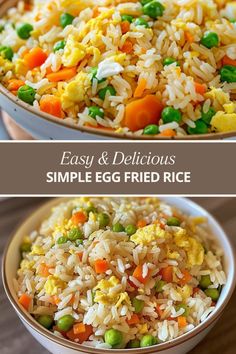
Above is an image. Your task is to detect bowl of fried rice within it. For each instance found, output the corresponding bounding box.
[2,197,236,353]
[0,0,236,139]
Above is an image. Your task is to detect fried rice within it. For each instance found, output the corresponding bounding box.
[0,0,236,137]
[15,197,226,349]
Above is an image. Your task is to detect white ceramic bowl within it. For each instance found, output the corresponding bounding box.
[2,197,236,354]
[0,0,236,140]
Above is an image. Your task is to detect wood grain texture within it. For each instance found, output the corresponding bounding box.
[0,198,236,354]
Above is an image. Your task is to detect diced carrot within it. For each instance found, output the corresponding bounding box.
[73,323,86,335]
[156,304,164,318]
[158,129,176,137]
[178,270,192,286]
[185,31,194,43]
[69,295,75,305]
[40,95,64,119]
[123,95,163,132]
[193,287,200,295]
[222,55,236,67]
[121,21,130,34]
[8,79,25,91]
[52,295,60,305]
[94,259,109,274]
[24,47,48,70]
[21,48,30,58]
[194,82,207,95]
[19,293,31,311]
[137,219,147,228]
[121,40,133,54]
[133,264,150,284]
[177,316,187,328]
[71,211,87,225]
[93,6,100,18]
[127,314,140,325]
[77,252,83,261]
[46,66,53,75]
[38,263,51,277]
[159,266,173,283]
[46,67,77,82]
[66,325,93,343]
[24,2,32,11]
[133,78,147,98]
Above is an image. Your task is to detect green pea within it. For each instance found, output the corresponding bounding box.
[175,303,189,317]
[127,339,140,348]
[98,213,110,228]
[163,57,179,66]
[204,288,220,301]
[132,297,144,313]
[201,107,216,125]
[0,46,14,61]
[140,335,158,347]
[60,13,75,28]
[166,217,181,226]
[104,328,123,348]
[143,1,165,20]
[53,40,66,52]
[75,239,83,246]
[161,107,182,124]
[125,224,137,236]
[57,236,68,244]
[57,315,75,332]
[0,25,5,33]
[86,206,98,215]
[16,23,33,39]
[134,18,149,28]
[17,85,36,105]
[143,124,159,135]
[90,66,106,84]
[200,31,219,49]
[37,315,54,329]
[187,119,208,135]
[199,275,212,289]
[229,19,236,23]
[88,106,105,119]
[220,65,236,83]
[20,242,31,253]
[112,222,125,232]
[155,280,166,293]
[98,86,116,100]
[121,14,134,23]
[67,228,83,241]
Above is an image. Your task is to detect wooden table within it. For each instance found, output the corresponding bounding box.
[1,198,236,354]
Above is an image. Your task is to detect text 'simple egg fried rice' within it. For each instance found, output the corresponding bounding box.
[0,2,236,137]
[16,197,226,349]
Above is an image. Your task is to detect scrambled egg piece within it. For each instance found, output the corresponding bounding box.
[94,276,131,307]
[30,245,45,255]
[61,72,91,110]
[174,229,204,266]
[130,224,166,245]
[177,285,193,301]
[138,323,148,334]
[166,245,180,260]
[19,259,35,271]
[0,56,13,74]
[44,276,65,296]
[211,108,236,132]
[205,88,230,107]
[62,35,86,67]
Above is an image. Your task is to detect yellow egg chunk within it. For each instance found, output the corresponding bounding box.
[61,72,91,110]
[211,111,236,132]
[130,224,166,245]
[174,229,204,266]
[62,36,86,67]
[44,276,65,296]
[30,245,45,255]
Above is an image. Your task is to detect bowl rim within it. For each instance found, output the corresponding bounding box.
[0,0,236,140]
[2,197,236,353]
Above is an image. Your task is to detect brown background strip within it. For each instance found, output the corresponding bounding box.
[0,142,235,195]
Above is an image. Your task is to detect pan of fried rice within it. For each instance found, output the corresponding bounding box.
[0,0,236,139]
[2,197,236,353]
